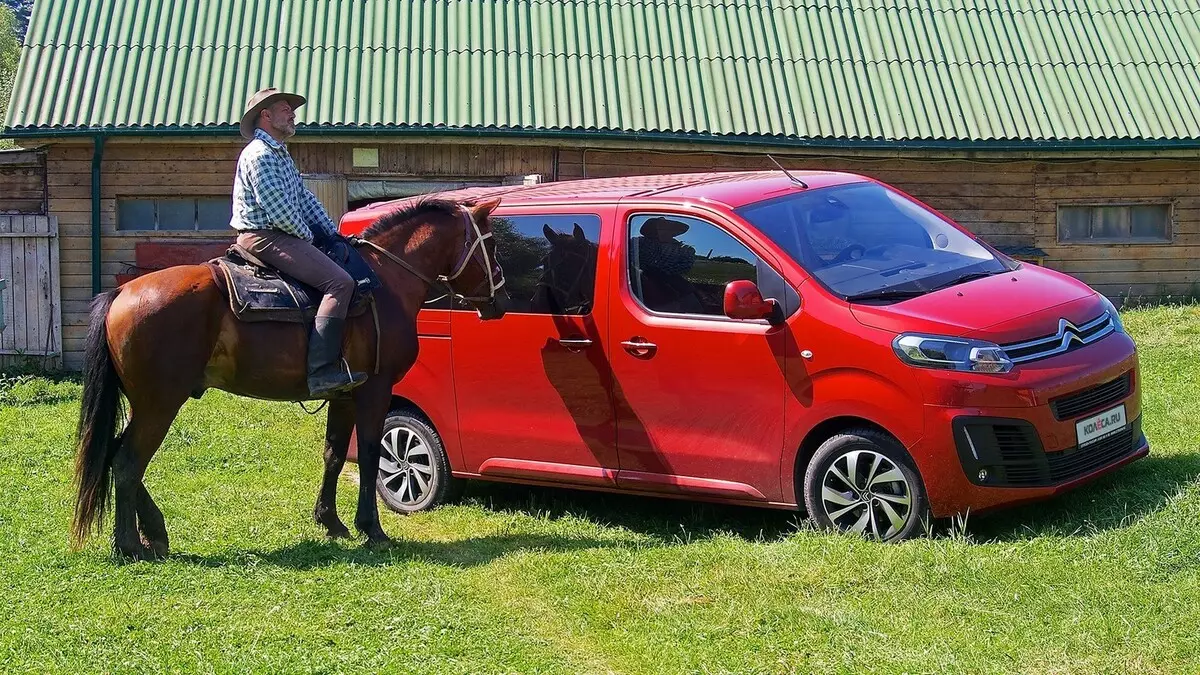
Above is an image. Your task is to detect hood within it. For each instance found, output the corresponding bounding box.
[849,264,1102,341]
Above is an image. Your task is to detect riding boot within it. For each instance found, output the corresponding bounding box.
[307,316,367,398]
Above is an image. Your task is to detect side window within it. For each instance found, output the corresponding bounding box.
[627,214,759,316]
[491,214,602,315]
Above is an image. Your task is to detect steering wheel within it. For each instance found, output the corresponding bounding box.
[828,243,866,265]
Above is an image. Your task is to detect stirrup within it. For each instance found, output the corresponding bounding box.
[307,358,367,397]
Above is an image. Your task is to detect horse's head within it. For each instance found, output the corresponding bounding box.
[360,197,508,320]
[537,223,599,315]
[443,197,507,320]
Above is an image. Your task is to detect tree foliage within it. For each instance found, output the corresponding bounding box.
[1,0,31,43]
[1,3,20,146]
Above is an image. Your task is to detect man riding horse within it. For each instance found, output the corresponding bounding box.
[230,87,366,397]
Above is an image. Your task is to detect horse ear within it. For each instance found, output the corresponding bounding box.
[470,197,502,221]
[573,223,585,240]
[543,223,556,240]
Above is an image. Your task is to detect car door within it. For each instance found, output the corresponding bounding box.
[608,206,796,503]
[451,206,620,487]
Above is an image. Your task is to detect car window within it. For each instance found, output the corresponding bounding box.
[737,182,1011,300]
[627,213,761,317]
[468,214,602,315]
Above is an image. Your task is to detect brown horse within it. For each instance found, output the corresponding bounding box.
[72,197,507,560]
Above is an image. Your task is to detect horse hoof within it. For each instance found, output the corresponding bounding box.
[326,525,352,540]
[363,536,395,551]
[116,543,164,562]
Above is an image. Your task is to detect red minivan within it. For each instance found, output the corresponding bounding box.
[339,170,1148,541]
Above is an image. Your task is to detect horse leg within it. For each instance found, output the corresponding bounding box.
[352,383,393,547]
[111,405,179,560]
[136,483,169,558]
[314,398,354,539]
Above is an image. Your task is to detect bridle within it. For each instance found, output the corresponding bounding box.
[355,204,505,304]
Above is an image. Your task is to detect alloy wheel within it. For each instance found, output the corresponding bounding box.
[379,424,437,507]
[820,449,913,541]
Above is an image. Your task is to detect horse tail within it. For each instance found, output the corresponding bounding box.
[71,289,126,548]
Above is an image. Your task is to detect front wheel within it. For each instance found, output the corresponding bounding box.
[802,429,930,542]
[376,408,462,514]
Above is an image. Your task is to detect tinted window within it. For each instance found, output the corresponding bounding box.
[426,214,602,314]
[627,214,758,316]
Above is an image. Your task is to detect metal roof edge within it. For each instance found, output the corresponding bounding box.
[4,124,1200,152]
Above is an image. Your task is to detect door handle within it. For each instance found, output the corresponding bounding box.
[557,337,593,350]
[621,338,657,357]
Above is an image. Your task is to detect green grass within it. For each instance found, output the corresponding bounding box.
[2,307,1199,673]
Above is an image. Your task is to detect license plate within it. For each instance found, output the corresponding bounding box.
[1075,404,1127,447]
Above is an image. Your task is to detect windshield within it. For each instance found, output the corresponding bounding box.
[735,181,1014,301]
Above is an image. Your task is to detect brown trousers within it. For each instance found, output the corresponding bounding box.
[237,230,354,319]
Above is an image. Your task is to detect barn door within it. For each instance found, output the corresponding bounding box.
[0,215,62,368]
[302,174,349,225]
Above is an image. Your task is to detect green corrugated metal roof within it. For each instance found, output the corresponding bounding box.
[4,0,1200,144]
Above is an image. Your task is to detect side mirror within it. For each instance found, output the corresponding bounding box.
[724,280,783,325]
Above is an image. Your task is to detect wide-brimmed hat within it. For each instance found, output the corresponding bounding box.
[239,87,306,140]
[640,216,690,239]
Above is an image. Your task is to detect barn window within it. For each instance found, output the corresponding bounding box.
[118,198,233,231]
[1057,203,1171,243]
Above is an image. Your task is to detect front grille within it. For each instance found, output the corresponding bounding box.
[953,416,1144,488]
[1050,372,1132,421]
[1047,426,1137,483]
[1001,312,1115,364]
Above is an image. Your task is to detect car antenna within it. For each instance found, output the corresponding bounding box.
[766,154,808,189]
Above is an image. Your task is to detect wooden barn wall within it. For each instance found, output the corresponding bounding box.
[559,149,1200,303]
[45,140,556,369]
[0,149,47,215]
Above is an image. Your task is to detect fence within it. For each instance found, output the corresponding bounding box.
[0,215,62,370]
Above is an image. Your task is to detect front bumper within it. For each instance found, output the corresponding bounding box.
[910,333,1149,518]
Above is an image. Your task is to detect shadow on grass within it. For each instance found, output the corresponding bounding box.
[959,453,1200,541]
[453,481,807,543]
[448,451,1199,545]
[168,531,630,570]
[163,451,1197,568]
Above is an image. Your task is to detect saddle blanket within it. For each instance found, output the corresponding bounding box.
[209,239,380,323]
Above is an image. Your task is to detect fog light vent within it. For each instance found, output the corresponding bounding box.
[978,469,989,482]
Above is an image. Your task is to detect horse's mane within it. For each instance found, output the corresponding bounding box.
[361,198,462,239]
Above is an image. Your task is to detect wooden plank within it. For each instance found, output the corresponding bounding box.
[1088,282,1200,301]
[25,217,44,356]
[1055,257,1200,274]
[1041,244,1200,261]
[7,217,26,352]
[0,217,12,352]
[0,151,44,167]
[49,216,62,359]
[0,199,46,214]
[1034,159,1200,174]
[1035,184,1197,200]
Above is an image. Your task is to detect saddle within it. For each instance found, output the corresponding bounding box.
[209,237,381,323]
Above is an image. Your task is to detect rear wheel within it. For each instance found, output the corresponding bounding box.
[803,429,930,542]
[376,408,462,514]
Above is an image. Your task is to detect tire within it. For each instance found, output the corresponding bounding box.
[802,428,931,542]
[376,407,462,514]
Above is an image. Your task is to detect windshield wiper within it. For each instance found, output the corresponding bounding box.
[931,270,999,291]
[845,288,927,302]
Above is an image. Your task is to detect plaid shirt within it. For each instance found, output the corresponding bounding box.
[229,128,336,243]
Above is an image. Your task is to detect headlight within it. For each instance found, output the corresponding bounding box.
[893,334,1013,374]
[1098,294,1126,334]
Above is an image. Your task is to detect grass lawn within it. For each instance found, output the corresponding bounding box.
[1,306,1198,673]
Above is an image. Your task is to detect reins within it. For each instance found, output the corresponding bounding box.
[348,204,504,305]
